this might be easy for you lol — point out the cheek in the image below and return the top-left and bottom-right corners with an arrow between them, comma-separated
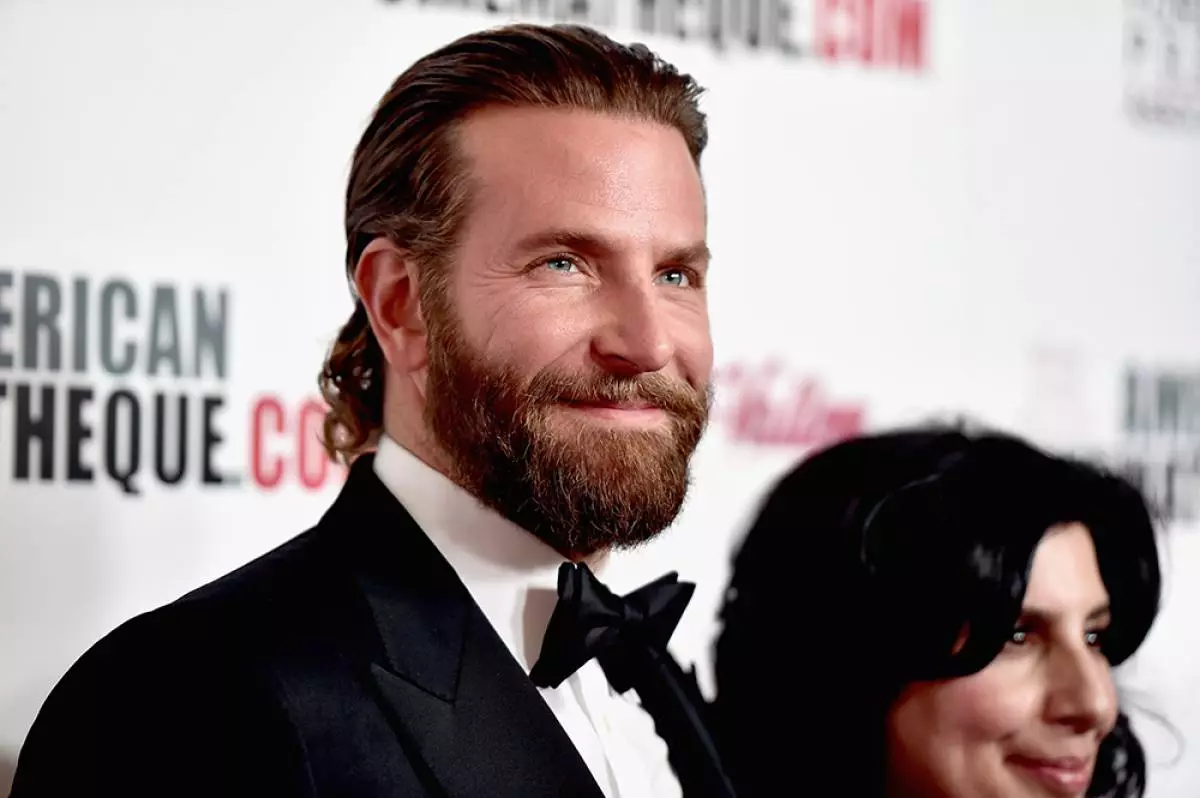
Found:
675,310 -> 713,377
656,299 -> 712,385
487,294 -> 595,364
911,668 -> 1043,743
458,285 -> 591,366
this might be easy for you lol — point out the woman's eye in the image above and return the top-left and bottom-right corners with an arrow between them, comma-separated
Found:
656,268 -> 691,288
1085,629 -> 1105,648
1008,628 -> 1029,646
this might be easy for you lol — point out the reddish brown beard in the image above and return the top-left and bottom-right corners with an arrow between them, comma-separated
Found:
423,316 -> 709,558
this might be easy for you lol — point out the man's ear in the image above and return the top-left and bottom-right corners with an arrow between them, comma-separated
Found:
353,237 -> 428,373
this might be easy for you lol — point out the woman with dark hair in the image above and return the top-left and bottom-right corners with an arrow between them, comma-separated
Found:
712,427 -> 1162,797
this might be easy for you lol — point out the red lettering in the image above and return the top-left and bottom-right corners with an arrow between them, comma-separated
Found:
251,396 -> 285,489
249,396 -> 343,491
816,0 -> 857,62
714,362 -> 865,448
825,406 -> 865,442
879,0 -> 925,69
860,0 -> 875,63
817,0 -> 925,69
780,378 -> 821,443
297,399 -> 328,491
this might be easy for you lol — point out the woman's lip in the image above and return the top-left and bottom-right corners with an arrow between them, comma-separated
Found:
1008,755 -> 1093,795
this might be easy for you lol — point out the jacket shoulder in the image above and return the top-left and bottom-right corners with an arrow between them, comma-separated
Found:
10,527 -> 336,797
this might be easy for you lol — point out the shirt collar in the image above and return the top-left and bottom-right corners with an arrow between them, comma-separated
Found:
373,435 -> 586,671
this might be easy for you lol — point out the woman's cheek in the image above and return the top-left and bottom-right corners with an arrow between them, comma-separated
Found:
930,659 -> 1044,740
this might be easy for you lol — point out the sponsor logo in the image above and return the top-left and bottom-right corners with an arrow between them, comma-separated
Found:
1016,347 -> 1197,526
0,269 -> 343,495
382,0 -> 928,68
1124,0 -> 1200,128
248,394 -> 347,492
1110,365 -> 1200,524
711,360 -> 866,448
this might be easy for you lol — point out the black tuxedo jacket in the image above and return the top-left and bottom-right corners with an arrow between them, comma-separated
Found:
13,455 -> 714,797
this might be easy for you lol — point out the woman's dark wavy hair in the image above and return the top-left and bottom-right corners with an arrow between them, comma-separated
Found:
713,426 -> 1161,797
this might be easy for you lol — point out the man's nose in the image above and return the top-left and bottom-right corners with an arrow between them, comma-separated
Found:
589,283 -> 674,377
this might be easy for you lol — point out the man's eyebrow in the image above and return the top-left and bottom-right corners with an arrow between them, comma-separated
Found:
509,229 -> 711,266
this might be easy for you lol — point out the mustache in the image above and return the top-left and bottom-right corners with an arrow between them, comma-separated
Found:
522,371 -> 709,418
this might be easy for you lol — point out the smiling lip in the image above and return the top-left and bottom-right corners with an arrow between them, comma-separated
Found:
561,400 -> 665,421
1008,755 -> 1093,796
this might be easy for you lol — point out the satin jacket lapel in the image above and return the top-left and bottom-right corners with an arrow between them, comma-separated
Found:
328,456 -> 606,798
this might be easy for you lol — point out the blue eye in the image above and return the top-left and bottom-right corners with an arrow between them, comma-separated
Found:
657,269 -> 690,288
1085,630 -> 1105,648
1009,628 -> 1029,646
542,257 -> 579,273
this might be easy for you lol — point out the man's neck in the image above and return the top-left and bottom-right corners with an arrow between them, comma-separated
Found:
383,417 -> 457,487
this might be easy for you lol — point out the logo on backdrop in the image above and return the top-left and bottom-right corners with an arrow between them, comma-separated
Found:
0,269 -> 343,496
712,360 -> 865,448
382,0 -> 928,69
1111,365 -> 1200,524
1123,0 -> 1200,128
1015,347 -> 1197,526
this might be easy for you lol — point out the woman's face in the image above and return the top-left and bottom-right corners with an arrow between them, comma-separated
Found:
885,523 -> 1118,798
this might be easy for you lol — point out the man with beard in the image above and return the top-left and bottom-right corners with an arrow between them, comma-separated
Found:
12,23 -> 731,798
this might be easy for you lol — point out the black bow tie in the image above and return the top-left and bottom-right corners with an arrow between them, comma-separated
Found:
529,562 -> 693,691
530,562 -> 737,798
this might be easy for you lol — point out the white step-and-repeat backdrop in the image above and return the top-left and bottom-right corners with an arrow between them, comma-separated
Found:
1,0 -> 1198,793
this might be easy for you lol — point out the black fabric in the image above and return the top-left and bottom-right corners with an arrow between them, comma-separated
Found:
531,563 -> 737,798
529,562 -> 692,691
11,455 -> 610,798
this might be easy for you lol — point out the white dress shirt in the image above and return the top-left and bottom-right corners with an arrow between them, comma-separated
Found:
373,436 -> 682,798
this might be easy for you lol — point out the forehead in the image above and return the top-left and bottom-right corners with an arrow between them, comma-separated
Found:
454,105 -> 706,258
1025,522 -> 1109,609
